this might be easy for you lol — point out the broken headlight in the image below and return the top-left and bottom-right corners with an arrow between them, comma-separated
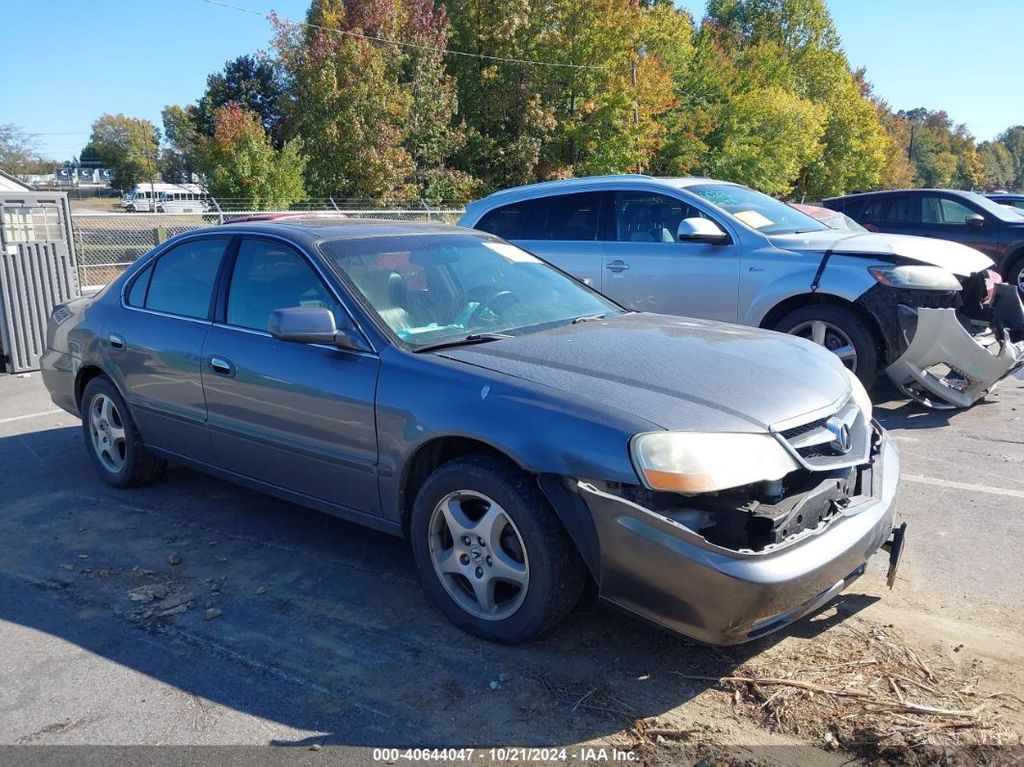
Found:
868,265 -> 961,292
846,367 -> 873,422
629,431 -> 800,494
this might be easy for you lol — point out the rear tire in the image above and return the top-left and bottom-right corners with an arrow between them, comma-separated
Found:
410,454 -> 586,643
774,304 -> 879,389
1004,255 -> 1024,291
81,377 -> 166,488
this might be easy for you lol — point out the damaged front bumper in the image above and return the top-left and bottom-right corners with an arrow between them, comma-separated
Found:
575,429 -> 901,646
885,302 -> 1024,410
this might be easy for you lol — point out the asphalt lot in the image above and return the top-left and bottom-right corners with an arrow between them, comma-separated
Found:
1,369 -> 1022,754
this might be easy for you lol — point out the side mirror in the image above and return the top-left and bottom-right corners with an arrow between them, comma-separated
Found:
965,213 -> 985,229
676,217 -> 729,244
269,306 -> 367,350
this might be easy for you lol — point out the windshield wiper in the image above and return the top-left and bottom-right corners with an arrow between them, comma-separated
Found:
571,313 -> 607,324
413,332 -> 513,353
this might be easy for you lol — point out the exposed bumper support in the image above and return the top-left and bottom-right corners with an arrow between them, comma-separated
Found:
575,430 -> 901,646
885,307 -> 1024,410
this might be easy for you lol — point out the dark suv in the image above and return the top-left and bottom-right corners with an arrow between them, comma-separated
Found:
823,189 -> 1024,287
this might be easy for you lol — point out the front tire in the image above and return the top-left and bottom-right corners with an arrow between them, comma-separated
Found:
774,304 -> 879,388
410,454 -> 586,643
81,377 -> 166,488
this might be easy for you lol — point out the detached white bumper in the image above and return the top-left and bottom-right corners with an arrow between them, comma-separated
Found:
886,307 -> 1024,409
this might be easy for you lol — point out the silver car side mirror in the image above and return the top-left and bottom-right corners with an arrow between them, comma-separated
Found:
677,217 -> 729,244
269,306 -> 367,350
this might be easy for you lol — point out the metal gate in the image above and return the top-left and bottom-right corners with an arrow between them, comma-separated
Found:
0,193 -> 81,374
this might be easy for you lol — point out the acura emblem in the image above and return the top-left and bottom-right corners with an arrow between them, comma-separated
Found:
825,417 -> 852,454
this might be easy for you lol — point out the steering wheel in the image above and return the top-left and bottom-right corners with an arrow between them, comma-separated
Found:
467,290 -> 517,327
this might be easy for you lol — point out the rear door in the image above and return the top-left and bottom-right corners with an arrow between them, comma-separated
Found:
201,236 -> 381,514
476,193 -> 606,290
856,194 -> 916,235
115,235 -> 230,463
601,190 -> 740,321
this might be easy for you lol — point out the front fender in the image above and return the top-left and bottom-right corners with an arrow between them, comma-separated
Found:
743,254 -> 879,327
374,348 -> 650,525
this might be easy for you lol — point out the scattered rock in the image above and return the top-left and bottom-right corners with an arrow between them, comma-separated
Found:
77,554 -> 89,559
498,673 -> 512,683
309,743 -> 322,752
488,680 -> 500,691
214,556 -> 228,564
208,541 -> 219,546
127,583 -> 171,603
167,552 -> 182,566
96,569 -> 111,578
255,586 -> 267,595
59,564 -> 74,572
823,731 -> 840,750
204,608 -> 222,621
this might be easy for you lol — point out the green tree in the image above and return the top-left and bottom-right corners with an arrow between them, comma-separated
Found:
706,86 -> 826,195
85,114 -> 160,190
978,140 -> 1014,191
160,105 -> 203,184
202,103 -> 306,209
998,126 -> 1024,190
197,54 -> 287,147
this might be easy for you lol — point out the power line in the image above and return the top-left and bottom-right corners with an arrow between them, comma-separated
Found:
197,0 -> 609,71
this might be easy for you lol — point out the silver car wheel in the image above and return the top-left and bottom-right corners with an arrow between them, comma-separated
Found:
88,393 -> 127,474
428,490 -> 530,621
788,319 -> 858,372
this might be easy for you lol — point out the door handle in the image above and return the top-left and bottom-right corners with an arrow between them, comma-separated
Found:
606,260 -> 630,274
208,356 -> 235,377
109,333 -> 125,350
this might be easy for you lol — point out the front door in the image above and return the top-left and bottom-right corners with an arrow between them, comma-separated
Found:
916,193 -> 1002,259
201,237 -> 381,515
601,191 -> 740,322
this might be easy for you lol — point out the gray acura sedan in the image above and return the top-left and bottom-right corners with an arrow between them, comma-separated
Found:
41,219 -> 904,645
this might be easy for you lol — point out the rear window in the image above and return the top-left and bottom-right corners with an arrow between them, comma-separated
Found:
527,192 -> 603,241
476,201 -> 533,240
143,237 -> 228,319
862,196 -> 909,222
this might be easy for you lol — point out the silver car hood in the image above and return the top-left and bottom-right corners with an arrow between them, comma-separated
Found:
439,313 -> 851,432
769,230 -> 994,276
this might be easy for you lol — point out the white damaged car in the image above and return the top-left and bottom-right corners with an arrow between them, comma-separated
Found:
460,176 -> 1024,409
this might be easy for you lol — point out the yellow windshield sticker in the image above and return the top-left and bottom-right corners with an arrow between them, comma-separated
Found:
733,210 -> 774,229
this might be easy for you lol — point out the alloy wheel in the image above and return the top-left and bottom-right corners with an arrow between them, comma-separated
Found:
788,319 -> 858,373
427,490 -> 530,621
88,393 -> 127,473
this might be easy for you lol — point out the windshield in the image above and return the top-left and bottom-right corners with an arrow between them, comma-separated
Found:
688,183 -> 829,235
318,232 -> 621,349
960,191 -> 1023,222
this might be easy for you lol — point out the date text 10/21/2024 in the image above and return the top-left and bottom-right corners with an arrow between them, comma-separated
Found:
372,748 -> 639,762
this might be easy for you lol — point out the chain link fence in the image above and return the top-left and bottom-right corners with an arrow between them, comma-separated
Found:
72,206 -> 466,288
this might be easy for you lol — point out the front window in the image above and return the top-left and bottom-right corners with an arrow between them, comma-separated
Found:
319,233 -> 620,349
921,195 -> 975,224
613,191 -> 701,243
687,184 -> 827,235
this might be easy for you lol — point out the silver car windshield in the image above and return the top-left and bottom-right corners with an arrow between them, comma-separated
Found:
689,184 -> 829,235
318,233 -> 621,348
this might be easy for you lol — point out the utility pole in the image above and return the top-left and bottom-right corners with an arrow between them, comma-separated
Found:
633,45 -> 646,175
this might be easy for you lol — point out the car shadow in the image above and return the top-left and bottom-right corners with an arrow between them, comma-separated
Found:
0,425 -> 880,747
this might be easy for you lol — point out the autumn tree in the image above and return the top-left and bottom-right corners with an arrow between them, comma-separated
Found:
0,124 -> 56,174
160,105 -> 203,184
979,140 -> 1014,191
202,103 -> 306,208
275,0 -> 469,203
85,114 -> 160,190
998,126 -> 1024,190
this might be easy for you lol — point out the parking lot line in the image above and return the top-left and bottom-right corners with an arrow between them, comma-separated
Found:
0,409 -> 63,425
902,474 -> 1024,500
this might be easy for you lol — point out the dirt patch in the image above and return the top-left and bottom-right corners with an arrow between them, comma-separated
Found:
649,616 -> 1024,763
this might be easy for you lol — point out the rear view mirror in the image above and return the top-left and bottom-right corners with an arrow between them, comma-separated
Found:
677,217 -> 729,244
965,213 -> 985,228
269,306 -> 367,350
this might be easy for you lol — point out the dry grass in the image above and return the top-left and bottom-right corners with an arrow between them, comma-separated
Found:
665,621 -> 1023,763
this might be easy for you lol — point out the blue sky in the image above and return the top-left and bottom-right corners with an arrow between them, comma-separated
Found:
2,0 -> 1020,161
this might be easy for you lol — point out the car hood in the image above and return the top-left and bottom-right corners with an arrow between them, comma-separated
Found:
769,230 -> 993,276
438,313 -> 852,432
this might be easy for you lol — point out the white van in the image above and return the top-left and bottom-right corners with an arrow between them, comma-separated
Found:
122,184 -> 209,213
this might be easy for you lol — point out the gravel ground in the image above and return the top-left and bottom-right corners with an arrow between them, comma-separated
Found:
0,370 -> 1021,761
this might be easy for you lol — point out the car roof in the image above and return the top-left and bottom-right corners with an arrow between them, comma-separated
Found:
823,188 -> 979,202
469,175 -> 731,207
215,217 -> 469,242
